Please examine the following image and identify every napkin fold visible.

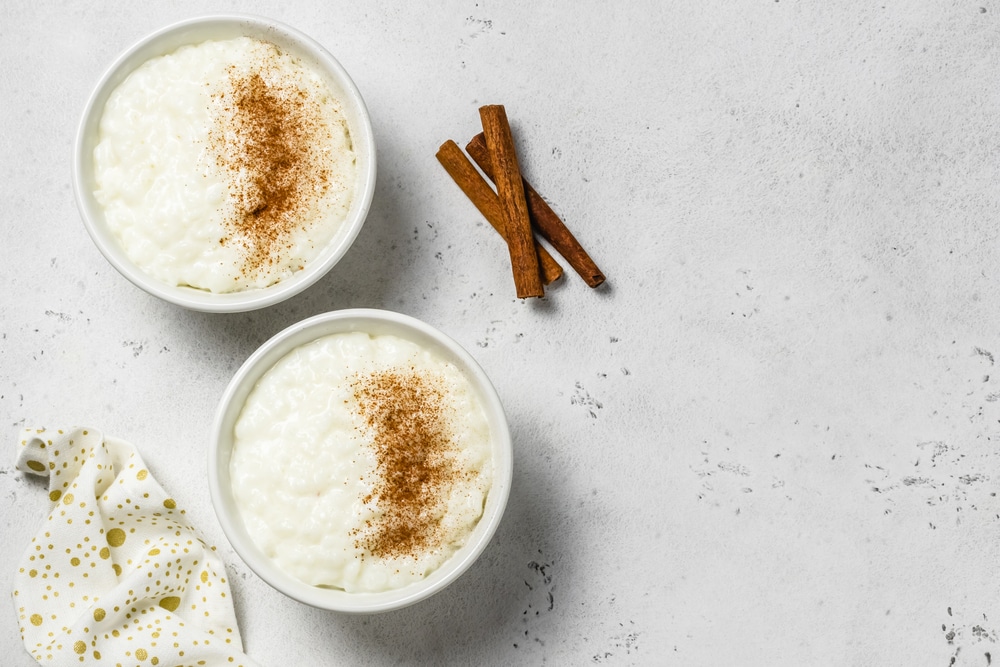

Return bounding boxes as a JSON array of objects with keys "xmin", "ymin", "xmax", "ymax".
[{"xmin": 12, "ymin": 427, "xmax": 259, "ymax": 667}]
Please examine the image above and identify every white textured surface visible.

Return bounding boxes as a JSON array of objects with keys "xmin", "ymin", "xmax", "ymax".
[{"xmin": 2, "ymin": 1, "xmax": 999, "ymax": 664}]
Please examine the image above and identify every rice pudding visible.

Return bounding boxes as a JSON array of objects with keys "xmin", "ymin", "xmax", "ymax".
[
  {"xmin": 92, "ymin": 37, "xmax": 355, "ymax": 293},
  {"xmin": 229, "ymin": 332, "xmax": 494, "ymax": 593}
]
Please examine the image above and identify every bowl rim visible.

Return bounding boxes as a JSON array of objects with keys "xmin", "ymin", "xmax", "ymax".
[
  {"xmin": 208, "ymin": 309, "xmax": 513, "ymax": 612},
  {"xmin": 72, "ymin": 13, "xmax": 377, "ymax": 313}
]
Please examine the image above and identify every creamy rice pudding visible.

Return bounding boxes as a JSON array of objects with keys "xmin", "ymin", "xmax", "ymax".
[
  {"xmin": 229, "ymin": 332, "xmax": 494, "ymax": 593},
  {"xmin": 93, "ymin": 37, "xmax": 355, "ymax": 292}
]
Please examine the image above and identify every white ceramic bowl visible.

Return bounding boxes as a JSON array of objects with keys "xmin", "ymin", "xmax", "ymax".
[
  {"xmin": 72, "ymin": 15, "xmax": 376, "ymax": 312},
  {"xmin": 209, "ymin": 309, "xmax": 513, "ymax": 612}
]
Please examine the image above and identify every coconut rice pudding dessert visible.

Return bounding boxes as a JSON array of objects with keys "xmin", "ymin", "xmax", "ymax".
[
  {"xmin": 229, "ymin": 332, "xmax": 494, "ymax": 593},
  {"xmin": 93, "ymin": 37, "xmax": 355, "ymax": 292}
]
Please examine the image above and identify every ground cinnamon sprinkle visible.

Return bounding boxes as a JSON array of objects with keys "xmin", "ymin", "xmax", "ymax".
[
  {"xmin": 351, "ymin": 368, "xmax": 461, "ymax": 560},
  {"xmin": 211, "ymin": 45, "xmax": 334, "ymax": 277}
]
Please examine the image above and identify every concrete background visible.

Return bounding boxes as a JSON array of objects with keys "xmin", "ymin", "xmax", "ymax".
[{"xmin": 3, "ymin": 1, "xmax": 999, "ymax": 664}]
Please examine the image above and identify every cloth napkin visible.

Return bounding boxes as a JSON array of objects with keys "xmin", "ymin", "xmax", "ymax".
[{"xmin": 12, "ymin": 427, "xmax": 259, "ymax": 667}]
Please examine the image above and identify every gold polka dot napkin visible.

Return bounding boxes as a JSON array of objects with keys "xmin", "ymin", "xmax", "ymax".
[{"xmin": 12, "ymin": 427, "xmax": 259, "ymax": 666}]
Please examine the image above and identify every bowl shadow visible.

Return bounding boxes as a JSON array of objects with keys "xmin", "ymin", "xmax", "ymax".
[
  {"xmin": 306, "ymin": 423, "xmax": 577, "ymax": 663},
  {"xmin": 159, "ymin": 124, "xmax": 415, "ymax": 352}
]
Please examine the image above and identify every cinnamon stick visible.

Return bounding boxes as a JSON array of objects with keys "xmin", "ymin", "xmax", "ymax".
[
  {"xmin": 436, "ymin": 140, "xmax": 563, "ymax": 285},
  {"xmin": 478, "ymin": 105, "xmax": 544, "ymax": 298},
  {"xmin": 467, "ymin": 132, "xmax": 606, "ymax": 288}
]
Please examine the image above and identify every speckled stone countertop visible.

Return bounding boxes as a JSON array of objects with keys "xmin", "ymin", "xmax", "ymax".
[{"xmin": 3, "ymin": 2, "xmax": 1000, "ymax": 665}]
